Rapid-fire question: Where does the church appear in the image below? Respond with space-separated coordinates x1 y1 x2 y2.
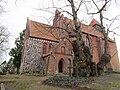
20 10 120 74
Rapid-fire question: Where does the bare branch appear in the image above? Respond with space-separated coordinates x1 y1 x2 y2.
109 25 120 32
0 26 9 56
88 0 110 15
98 0 109 13
113 32 120 37
115 0 120 7
67 0 71 3
76 0 84 13
108 15 120 29
60 10 73 17
34 6 73 17
35 8 54 15
91 0 99 10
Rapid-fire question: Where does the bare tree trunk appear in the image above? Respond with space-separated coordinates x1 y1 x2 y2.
68 0 95 77
97 12 111 75
68 0 84 77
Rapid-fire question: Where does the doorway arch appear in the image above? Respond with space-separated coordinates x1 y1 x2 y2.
58 59 63 73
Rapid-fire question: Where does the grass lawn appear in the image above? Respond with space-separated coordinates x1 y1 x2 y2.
0 73 120 90
0 74 73 90
84 74 120 90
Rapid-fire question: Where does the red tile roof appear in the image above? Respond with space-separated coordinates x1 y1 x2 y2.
89 19 100 26
29 20 59 42
27 18 114 43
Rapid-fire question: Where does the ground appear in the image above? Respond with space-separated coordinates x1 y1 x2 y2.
0 73 120 90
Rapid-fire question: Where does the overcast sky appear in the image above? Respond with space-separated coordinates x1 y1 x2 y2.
0 0 120 63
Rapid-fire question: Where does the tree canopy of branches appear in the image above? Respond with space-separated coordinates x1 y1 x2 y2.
0 1 9 60
9 30 25 74
0 26 9 59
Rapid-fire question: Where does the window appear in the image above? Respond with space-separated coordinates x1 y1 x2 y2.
48 43 52 52
43 43 47 54
85 35 90 48
93 24 102 32
49 43 52 49
68 59 71 66
61 46 65 54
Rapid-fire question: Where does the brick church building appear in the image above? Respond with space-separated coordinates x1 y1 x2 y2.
20 10 120 74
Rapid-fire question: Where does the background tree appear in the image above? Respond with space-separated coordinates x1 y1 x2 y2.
9 30 25 74
0 26 9 58
0 60 7 73
7 58 15 74
0 0 9 61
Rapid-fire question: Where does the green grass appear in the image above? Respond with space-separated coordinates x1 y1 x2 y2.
84 74 120 90
0 74 120 90
0 74 72 90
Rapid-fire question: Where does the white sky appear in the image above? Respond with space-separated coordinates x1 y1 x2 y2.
0 0 120 63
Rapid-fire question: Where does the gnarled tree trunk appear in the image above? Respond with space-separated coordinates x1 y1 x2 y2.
68 0 96 77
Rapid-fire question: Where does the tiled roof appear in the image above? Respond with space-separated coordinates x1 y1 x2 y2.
81 23 104 38
27 19 114 43
29 20 59 42
81 23 114 42
89 19 100 26
62 17 104 38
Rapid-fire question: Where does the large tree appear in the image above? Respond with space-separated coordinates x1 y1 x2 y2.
38 0 96 77
67 0 90 77
9 30 24 74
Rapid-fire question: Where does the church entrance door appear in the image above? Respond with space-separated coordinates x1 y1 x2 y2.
58 59 63 73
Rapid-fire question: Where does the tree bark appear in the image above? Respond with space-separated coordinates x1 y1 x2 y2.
97 12 111 75
68 0 97 77
69 0 84 77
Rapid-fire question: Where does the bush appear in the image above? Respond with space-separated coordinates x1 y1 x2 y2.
43 75 95 88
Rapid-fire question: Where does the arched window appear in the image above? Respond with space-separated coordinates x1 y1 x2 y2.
58 59 63 73
85 35 90 48
48 43 52 52
43 43 47 54
68 59 71 66
61 46 65 54
49 43 52 49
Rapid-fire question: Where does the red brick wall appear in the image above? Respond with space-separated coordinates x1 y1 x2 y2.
109 41 120 70
48 40 73 74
